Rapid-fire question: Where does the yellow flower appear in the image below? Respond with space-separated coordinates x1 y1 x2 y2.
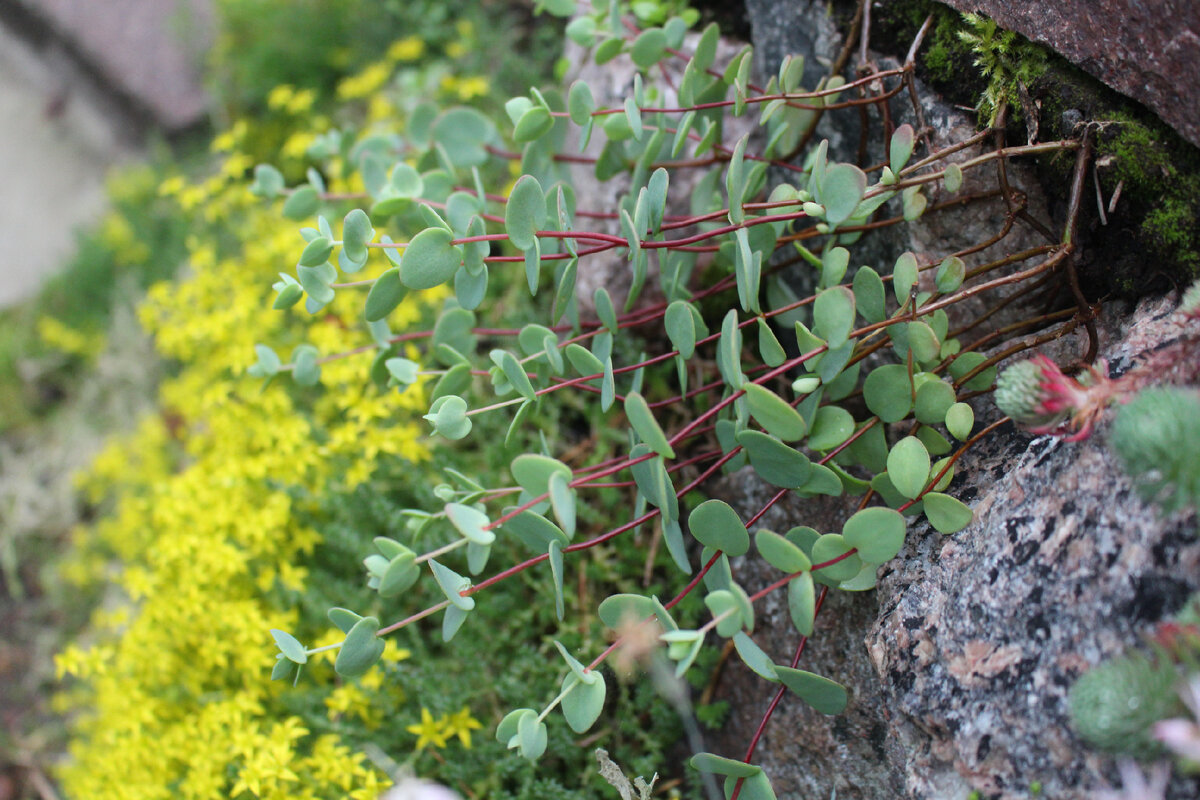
454 76 490 101
387 36 426 62
337 62 392 100
406 708 448 749
267 84 296 111
442 706 483 749
445 41 468 59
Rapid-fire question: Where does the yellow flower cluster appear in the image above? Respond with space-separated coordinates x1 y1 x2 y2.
54 57 451 799
37 315 105 360
406 706 484 749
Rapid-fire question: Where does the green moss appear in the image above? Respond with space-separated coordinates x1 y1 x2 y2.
1095 113 1200 279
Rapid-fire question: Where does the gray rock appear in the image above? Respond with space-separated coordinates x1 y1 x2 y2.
709 293 1200 799
937 0 1200 149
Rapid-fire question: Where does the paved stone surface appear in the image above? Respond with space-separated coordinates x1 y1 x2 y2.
938 0 1200 149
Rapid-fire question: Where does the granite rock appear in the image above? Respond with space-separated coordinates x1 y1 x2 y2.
709 293 1200 799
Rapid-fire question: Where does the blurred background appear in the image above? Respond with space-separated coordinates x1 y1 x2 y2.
0 1 564 796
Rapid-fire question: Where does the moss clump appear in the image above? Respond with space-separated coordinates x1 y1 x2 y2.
1098 113 1200 276
1068 651 1181 757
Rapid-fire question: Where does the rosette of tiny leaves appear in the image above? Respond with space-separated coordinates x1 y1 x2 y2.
994 357 1071 430
1110 387 1200 514
1069 651 1183 757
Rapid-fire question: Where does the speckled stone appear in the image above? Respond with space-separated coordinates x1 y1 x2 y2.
708 294 1200 799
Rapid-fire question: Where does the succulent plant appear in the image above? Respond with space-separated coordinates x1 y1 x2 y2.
1069 651 1182 757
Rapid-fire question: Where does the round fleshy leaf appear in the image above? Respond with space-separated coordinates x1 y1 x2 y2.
915 379 956 425
787 572 816 636
431 107 495 168
283 185 320 219
429 559 475 611
688 499 749 556
342 208 374 264
250 163 285 198
775 667 848 714
946 402 975 441
665 300 697 358
334 616 384 678
743 383 807 442
365 268 408 321
505 175 546 251
949 352 997 391
631 27 667 69
807 406 855 451
863 364 913 423
625 392 675 458
511 453 572 497
936 255 965 293
736 429 812 488
328 607 364 634
907 321 940 363
516 711 548 761
598 593 656 630
299 236 334 267
271 629 307 664
402 227 462 290
733 632 779 681
567 80 595 125
943 162 963 193
923 492 973 533
853 266 886 323
561 672 606 733
821 163 867 226
514 105 554 143
810 533 861 582
501 509 569 551
887 436 931 500
379 552 420 597
755 529 811 573
757 318 786 367
813 286 855 348
705 589 743 637
496 707 535 744
889 124 915 173
445 502 495 546
690 753 761 779
892 252 919 303
564 343 603 378
842 506 907 564
423 395 472 440
384 357 419 389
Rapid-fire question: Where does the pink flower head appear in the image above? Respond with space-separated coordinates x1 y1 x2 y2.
995 355 1116 441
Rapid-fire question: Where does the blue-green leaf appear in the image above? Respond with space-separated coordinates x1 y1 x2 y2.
688 499 749 556
733 632 778 680
923 492 973 533
271 629 307 664
841 506 906 564
735 429 812 488
334 616 384 678
775 667 848 714
743 383 807 442
887 436 931 499
505 175 546 250
402 227 462 290
624 391 675 458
